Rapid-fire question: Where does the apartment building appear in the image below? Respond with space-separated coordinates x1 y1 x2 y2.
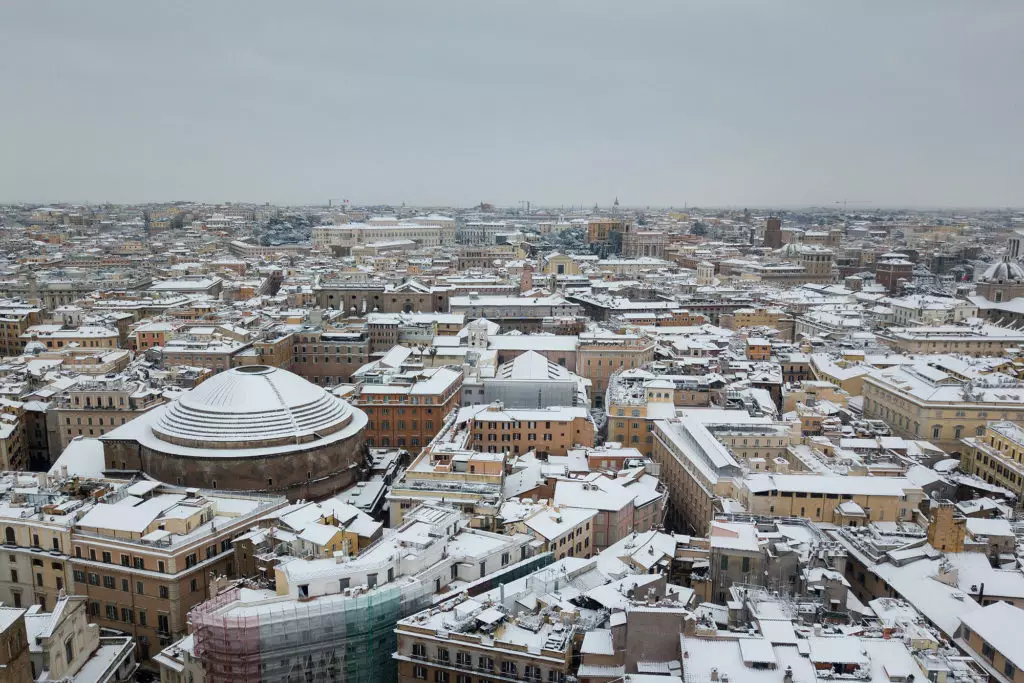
313 279 452 314
0 607 32 681
878 323 1024 356
449 293 582 332
287 328 372 386
395 587 575 683
69 486 286 663
0 304 42 357
862 362 1024 452
353 366 463 450
552 470 667 550
720 306 795 339
739 473 924 524
0 399 28 470
0 482 75 612
184 505 533 683
51 377 165 454
576 331 655 409
21 325 121 351
606 378 676 458
960 421 1024 505
388 434 506 528
515 505 597 560
24 595 137 682
957 602 1024 683
159 337 248 373
459 403 596 458
651 415 743 534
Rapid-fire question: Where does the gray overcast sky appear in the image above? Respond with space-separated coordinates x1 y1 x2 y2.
1 1 1022 208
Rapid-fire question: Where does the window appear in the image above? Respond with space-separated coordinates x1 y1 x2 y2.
190 578 198 592
120 554 130 566
101 551 111 564
121 607 134 623
437 647 450 662
159 586 169 599
64 636 74 665
136 581 144 595
133 557 144 570
138 610 147 626
1006 661 1016 678
105 604 118 620
501 661 517 675
157 614 170 635
525 665 542 680
413 665 427 680
720 556 728 570
741 557 750 573
121 578 129 592
412 643 427 660
102 576 115 589
434 672 449 683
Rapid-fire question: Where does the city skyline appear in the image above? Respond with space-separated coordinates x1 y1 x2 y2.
2 1 1023 207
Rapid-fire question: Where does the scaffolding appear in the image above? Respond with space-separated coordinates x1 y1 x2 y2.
191 581 434 683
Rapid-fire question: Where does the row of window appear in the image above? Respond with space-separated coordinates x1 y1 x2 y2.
3 527 61 550
367 420 434 431
90 600 169 632
72 395 127 407
409 648 565 682
476 433 554 442
65 416 127 426
72 538 230 571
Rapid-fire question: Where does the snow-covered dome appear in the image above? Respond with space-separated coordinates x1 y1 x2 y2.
981 256 1024 283
152 365 353 449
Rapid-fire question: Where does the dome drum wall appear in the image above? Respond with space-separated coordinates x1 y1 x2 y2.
103 434 366 501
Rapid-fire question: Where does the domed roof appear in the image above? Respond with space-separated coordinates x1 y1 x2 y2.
152 365 353 449
981 255 1024 283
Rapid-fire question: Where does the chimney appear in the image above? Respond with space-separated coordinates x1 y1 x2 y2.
783 665 793 683
710 668 718 682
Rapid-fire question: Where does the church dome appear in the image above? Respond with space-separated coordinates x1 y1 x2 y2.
152 365 353 449
981 256 1024 283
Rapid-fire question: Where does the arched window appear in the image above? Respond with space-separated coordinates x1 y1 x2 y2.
5 527 15 545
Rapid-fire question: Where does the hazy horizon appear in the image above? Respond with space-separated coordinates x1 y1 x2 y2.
2 1 1022 208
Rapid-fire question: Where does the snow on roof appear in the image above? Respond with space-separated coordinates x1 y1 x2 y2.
523 506 596 540
743 473 915 497
871 557 980 637
581 629 614 655
959 601 1024 671
48 437 106 478
77 494 187 534
738 637 776 665
709 521 761 552
965 517 1014 538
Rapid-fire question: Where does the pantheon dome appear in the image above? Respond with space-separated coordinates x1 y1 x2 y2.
101 366 367 500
